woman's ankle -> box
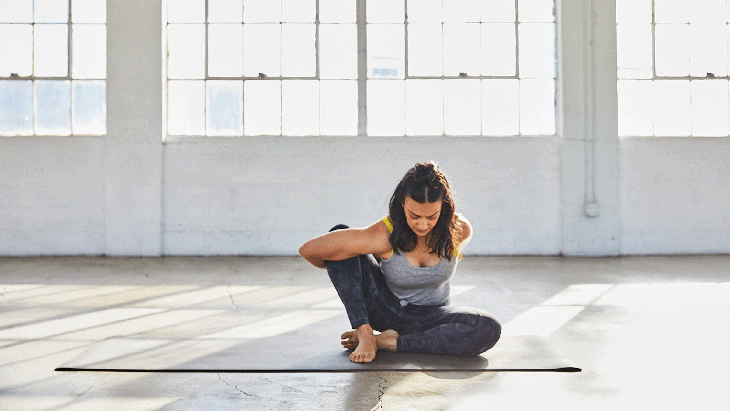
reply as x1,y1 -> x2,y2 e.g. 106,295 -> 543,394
356,324 -> 374,336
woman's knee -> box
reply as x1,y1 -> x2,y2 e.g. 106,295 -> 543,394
471,315 -> 501,355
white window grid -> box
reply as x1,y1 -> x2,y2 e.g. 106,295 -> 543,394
0,0 -> 107,137
166,0 -> 557,138
617,0 -> 730,137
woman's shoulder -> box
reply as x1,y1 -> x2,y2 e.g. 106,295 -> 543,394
453,213 -> 473,251
362,216 -> 394,257
380,215 -> 394,233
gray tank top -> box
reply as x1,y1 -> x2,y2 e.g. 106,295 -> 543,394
379,250 -> 458,306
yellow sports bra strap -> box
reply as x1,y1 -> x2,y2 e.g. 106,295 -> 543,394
382,217 -> 394,233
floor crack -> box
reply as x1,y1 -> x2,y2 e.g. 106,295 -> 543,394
74,385 -> 94,400
225,285 -> 242,311
369,373 -> 388,411
218,373 -> 253,397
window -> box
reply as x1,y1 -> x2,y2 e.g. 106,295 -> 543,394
617,0 -> 730,137
166,0 -> 556,137
0,0 -> 107,137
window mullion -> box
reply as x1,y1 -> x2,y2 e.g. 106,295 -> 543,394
514,0 -> 520,79
315,0 -> 320,80
204,0 -> 209,136
651,0 -> 656,80
404,0 -> 409,79
357,0 -> 367,136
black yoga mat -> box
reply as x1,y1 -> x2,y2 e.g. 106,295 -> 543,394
57,334 -> 581,373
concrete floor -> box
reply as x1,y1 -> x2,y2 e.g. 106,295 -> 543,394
1,255 -> 729,410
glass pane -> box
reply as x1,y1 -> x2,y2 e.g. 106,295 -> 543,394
444,79 -> 480,135
407,23 -> 442,77
655,0 -> 689,23
207,80 -> 243,136
282,24 -> 316,77
72,80 -> 105,135
367,80 -> 405,136
168,0 -> 204,23
482,0 -> 516,23
35,80 -> 71,135
518,23 -> 555,79
167,24 -> 205,79
320,80 -> 357,135
72,24 -> 106,79
244,80 -> 281,135
208,0 -> 243,23
407,0 -> 441,23
653,80 -> 691,136
616,0 -> 651,24
282,80 -> 319,136
72,0 -> 106,23
443,23 -> 480,76
690,24 -> 727,77
617,80 -> 653,136
368,24 -> 405,78
617,24 -> 652,79
0,0 -> 32,23
282,0 -> 315,23
0,80 -> 33,135
519,79 -> 555,135
319,0 -> 356,23
443,0 -> 480,23
208,24 -> 243,77
482,23 -> 516,76
0,25 -> 32,77
690,0 -> 726,23
405,79 -> 443,136
168,80 -> 205,135
655,24 -> 689,77
244,24 -> 281,77
482,79 -> 519,136
367,0 -> 404,23
518,0 -> 555,23
244,0 -> 281,23
691,80 -> 729,136
320,24 -> 357,79
34,0 -> 69,23
34,24 -> 68,77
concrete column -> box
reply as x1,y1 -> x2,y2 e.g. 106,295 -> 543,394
105,0 -> 163,256
558,0 -> 620,256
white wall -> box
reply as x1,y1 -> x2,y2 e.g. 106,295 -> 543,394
621,139 -> 730,254
162,137 -> 562,255
0,0 -> 728,257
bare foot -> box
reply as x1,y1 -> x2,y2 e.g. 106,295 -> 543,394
376,329 -> 399,352
341,328 -> 399,359
340,330 -> 359,350
347,324 -> 377,363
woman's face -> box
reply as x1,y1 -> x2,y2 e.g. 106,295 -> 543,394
403,196 -> 442,238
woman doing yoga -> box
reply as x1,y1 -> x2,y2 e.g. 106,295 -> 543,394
299,161 -> 501,363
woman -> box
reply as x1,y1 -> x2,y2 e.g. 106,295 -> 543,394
299,161 -> 501,363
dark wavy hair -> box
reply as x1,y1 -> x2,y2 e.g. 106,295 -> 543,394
388,161 -> 461,261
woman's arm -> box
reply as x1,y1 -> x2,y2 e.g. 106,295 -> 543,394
455,213 -> 473,257
299,220 -> 392,269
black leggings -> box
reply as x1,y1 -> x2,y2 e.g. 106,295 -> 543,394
325,224 -> 501,357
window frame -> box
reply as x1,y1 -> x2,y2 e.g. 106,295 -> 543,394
163,0 -> 558,140
0,0 -> 107,137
